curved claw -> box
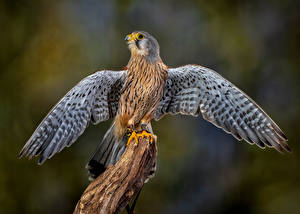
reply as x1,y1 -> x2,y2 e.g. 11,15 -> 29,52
127,131 -> 154,146
127,131 -> 138,146
136,131 -> 153,143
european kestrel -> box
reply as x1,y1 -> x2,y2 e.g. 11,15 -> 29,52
19,31 -> 290,179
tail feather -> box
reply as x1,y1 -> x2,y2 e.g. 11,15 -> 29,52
86,122 -> 127,180
86,122 -> 153,180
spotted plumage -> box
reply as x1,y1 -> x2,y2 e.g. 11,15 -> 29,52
19,70 -> 126,164
155,65 -> 289,152
19,31 -> 290,179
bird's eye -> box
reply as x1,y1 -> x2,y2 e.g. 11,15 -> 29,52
136,33 -> 144,40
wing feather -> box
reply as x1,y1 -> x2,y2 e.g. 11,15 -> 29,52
155,65 -> 290,152
19,70 -> 126,164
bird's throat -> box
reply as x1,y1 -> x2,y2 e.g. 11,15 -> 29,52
127,54 -> 166,77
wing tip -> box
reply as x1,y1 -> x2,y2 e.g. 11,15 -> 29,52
244,132 -> 291,153
18,148 -> 47,165
275,129 -> 290,152
280,141 -> 291,153
18,150 -> 25,159
18,144 -> 30,159
270,140 -> 291,154
37,158 -> 45,165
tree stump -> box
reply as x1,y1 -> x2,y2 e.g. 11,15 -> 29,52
74,136 -> 157,214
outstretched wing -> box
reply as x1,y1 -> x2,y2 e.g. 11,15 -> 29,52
155,65 -> 290,152
19,70 -> 126,164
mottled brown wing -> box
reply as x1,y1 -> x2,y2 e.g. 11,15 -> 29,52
19,70 -> 126,164
155,65 -> 290,152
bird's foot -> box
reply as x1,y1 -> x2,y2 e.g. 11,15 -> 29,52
127,131 -> 138,146
127,130 -> 154,146
137,131 -> 153,143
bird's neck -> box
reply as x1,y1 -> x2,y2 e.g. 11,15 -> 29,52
127,54 -> 167,76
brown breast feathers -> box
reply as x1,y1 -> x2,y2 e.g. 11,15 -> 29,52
115,55 -> 168,136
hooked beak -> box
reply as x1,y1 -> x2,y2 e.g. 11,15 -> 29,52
124,33 -> 135,42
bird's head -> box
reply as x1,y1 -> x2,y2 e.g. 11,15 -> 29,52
125,31 -> 160,62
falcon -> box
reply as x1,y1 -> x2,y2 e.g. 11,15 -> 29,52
19,31 -> 290,179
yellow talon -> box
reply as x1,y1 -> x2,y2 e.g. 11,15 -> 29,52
136,131 -> 153,143
127,131 -> 138,146
126,130 -> 154,146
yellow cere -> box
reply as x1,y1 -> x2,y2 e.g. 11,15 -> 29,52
126,33 -> 135,42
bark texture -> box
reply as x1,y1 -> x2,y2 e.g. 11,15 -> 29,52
74,136 -> 157,214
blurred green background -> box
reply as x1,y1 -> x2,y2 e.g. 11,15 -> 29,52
1,0 -> 300,213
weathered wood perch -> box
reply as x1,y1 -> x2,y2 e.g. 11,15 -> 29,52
74,136 -> 157,214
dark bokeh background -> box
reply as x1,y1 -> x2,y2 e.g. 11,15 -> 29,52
1,0 -> 300,213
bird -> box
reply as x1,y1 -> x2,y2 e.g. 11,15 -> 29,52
19,31 -> 290,179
